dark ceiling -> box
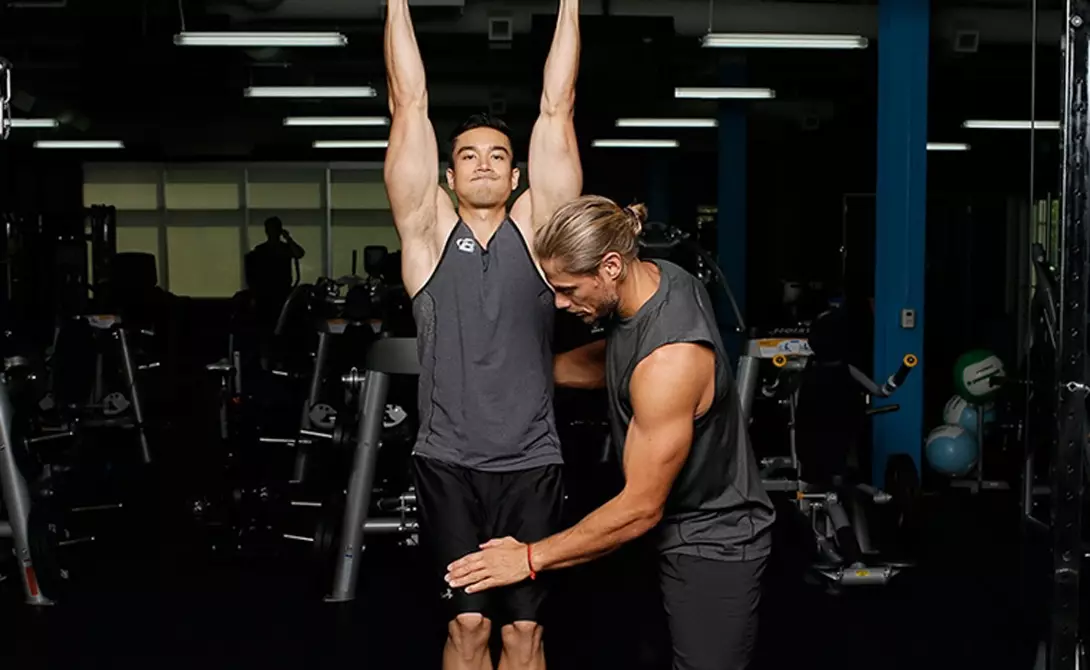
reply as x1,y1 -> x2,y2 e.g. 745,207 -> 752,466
0,0 -> 1062,184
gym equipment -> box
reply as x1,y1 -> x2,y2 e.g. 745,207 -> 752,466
638,220 -> 746,335
740,321 -> 919,587
952,349 -> 1006,402
925,425 -> 980,477
943,395 -> 996,434
0,366 -> 52,605
0,58 -> 10,141
47,314 -> 157,464
321,337 -> 420,603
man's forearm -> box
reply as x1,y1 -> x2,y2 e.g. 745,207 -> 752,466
385,0 -> 427,109
530,490 -> 659,571
554,339 -> 605,389
540,0 -> 580,115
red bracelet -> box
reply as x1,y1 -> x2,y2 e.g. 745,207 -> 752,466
526,543 -> 537,580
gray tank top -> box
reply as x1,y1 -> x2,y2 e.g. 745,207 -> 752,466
411,218 -> 563,472
605,260 -> 775,561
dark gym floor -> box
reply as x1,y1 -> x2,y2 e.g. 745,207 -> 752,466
2,475 -> 1044,669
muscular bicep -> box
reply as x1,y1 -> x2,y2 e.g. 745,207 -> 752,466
384,108 -> 442,241
527,113 -> 582,231
621,344 -> 715,513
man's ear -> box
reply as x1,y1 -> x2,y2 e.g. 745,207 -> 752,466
446,167 -> 456,192
600,252 -> 624,281
510,166 -> 521,192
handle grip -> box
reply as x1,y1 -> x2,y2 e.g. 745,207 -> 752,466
881,354 -> 918,395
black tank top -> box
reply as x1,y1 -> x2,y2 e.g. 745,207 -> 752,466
411,218 -> 562,471
605,260 -> 775,561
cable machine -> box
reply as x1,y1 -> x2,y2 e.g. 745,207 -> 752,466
1050,1 -> 1088,665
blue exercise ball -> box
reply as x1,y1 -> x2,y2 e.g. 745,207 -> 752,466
942,396 -> 997,434
925,425 -> 979,477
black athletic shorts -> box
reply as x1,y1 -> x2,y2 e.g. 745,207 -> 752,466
659,553 -> 767,670
412,455 -> 564,626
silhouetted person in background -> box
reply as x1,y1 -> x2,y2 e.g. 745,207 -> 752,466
249,216 -> 305,297
243,217 -> 307,362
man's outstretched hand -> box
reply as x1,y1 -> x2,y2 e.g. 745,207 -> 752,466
445,537 -> 532,594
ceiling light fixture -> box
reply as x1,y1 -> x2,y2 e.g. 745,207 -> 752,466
284,116 -> 390,127
592,139 -> 680,149
246,86 -> 377,99
615,118 -> 718,128
674,87 -> 775,100
702,33 -> 868,49
313,140 -> 389,149
34,140 -> 124,149
175,32 -> 348,47
962,120 -> 1060,130
927,142 -> 971,151
11,118 -> 59,129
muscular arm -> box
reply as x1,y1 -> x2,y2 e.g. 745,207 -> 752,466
511,0 -> 583,232
383,0 -> 453,246
554,339 -> 606,389
529,343 -> 713,571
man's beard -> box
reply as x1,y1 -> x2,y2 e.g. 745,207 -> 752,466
586,292 -> 621,326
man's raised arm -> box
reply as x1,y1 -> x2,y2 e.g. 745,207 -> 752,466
383,0 -> 448,241
518,0 -> 583,232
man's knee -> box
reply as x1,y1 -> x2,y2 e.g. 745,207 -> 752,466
501,620 -> 544,664
448,613 -> 492,659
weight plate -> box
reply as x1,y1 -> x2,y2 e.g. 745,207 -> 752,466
882,454 -> 921,557
309,403 -> 338,431
309,491 -> 345,593
102,391 -> 130,417
26,496 -> 69,602
384,404 -> 408,429
885,454 -> 920,523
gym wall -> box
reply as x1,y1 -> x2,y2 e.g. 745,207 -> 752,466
82,162 -> 408,298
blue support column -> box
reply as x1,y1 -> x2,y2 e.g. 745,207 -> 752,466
874,0 -> 928,486
646,156 -> 671,224
717,60 -> 747,356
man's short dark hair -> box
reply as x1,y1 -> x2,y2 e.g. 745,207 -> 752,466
448,112 -> 514,162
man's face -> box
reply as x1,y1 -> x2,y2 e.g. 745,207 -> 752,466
446,127 -> 519,209
265,221 -> 282,240
542,255 -> 622,324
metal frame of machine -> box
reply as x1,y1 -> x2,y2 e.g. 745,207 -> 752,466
1051,3 -> 1088,665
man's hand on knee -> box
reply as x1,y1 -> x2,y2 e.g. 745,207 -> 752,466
500,620 -> 544,667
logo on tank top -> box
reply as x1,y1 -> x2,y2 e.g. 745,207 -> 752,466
456,238 -> 476,254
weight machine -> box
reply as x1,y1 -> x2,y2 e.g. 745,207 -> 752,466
1,57 -> 11,141
0,366 -> 52,605
1030,2 -> 1090,664
272,337 -> 421,602
737,325 -> 918,588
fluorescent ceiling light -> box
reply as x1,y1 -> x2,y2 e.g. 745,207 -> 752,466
615,118 -> 718,128
592,139 -> 680,149
675,87 -> 775,100
34,140 -> 124,149
10,118 -> 59,129
927,142 -> 971,151
962,120 -> 1060,130
313,140 -> 389,149
175,32 -> 347,47
702,33 -> 868,49
245,86 -> 377,98
284,116 -> 390,127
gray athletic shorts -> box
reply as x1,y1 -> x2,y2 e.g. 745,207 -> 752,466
659,553 -> 767,670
